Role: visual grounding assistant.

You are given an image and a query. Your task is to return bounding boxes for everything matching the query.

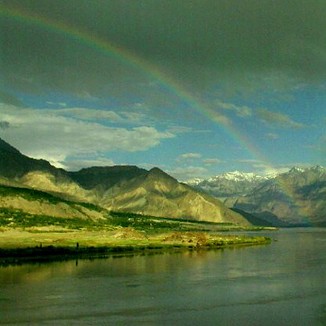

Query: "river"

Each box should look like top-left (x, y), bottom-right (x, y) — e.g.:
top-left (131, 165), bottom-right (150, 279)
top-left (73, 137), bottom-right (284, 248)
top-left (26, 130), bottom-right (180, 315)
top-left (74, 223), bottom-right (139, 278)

top-left (0, 228), bottom-right (326, 325)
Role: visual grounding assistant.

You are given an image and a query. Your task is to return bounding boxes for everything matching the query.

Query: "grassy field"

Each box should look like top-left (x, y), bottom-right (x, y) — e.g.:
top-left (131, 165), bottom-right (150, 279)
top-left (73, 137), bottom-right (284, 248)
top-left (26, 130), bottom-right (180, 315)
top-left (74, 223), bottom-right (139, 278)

top-left (0, 206), bottom-right (275, 232)
top-left (0, 191), bottom-right (274, 263)
top-left (0, 227), bottom-right (271, 264)
top-left (0, 210), bottom-right (273, 264)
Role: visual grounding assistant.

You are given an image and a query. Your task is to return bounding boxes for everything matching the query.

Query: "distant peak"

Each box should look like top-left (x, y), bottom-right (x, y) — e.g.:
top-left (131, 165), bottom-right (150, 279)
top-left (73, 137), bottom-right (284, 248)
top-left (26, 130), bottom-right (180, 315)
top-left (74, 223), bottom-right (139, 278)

top-left (187, 177), bottom-right (204, 185)
top-left (288, 167), bottom-right (305, 173)
top-left (209, 170), bottom-right (267, 182)
top-left (310, 165), bottom-right (324, 171)
top-left (286, 165), bottom-right (324, 174)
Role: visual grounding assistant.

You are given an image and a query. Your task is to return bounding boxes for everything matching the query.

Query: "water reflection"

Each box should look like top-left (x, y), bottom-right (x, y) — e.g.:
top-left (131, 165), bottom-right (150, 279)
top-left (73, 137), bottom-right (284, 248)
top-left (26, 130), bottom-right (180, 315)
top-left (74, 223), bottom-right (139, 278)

top-left (0, 228), bottom-right (326, 325)
top-left (0, 249), bottom-right (223, 284)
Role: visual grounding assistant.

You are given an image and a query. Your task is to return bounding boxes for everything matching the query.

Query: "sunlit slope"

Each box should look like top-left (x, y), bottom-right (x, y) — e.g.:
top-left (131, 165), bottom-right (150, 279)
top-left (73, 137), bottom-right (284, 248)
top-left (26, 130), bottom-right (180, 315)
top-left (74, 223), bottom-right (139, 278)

top-left (96, 167), bottom-right (250, 225)
top-left (0, 185), bottom-right (107, 224)
top-left (0, 138), bottom-right (249, 225)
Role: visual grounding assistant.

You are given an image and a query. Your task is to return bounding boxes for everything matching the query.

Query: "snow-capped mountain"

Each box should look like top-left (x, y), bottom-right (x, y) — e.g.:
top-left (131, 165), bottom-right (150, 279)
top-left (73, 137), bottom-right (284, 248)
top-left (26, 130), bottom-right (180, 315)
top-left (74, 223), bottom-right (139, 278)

top-left (187, 166), bottom-right (326, 226)
top-left (186, 177), bottom-right (205, 186)
top-left (195, 165), bottom-right (326, 226)
top-left (187, 171), bottom-right (274, 198)
top-left (207, 170), bottom-right (272, 182)
top-left (187, 167), bottom-right (325, 198)
top-left (230, 165), bottom-right (326, 226)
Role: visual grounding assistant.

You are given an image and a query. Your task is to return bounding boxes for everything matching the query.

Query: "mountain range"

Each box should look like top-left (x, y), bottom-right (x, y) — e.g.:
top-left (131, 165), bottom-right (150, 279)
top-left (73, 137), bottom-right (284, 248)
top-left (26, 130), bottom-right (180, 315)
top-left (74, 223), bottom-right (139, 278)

top-left (0, 138), bottom-right (249, 226)
top-left (187, 167), bottom-right (326, 226)
top-left (1, 137), bottom-right (324, 227)
top-left (187, 171), bottom-right (274, 198)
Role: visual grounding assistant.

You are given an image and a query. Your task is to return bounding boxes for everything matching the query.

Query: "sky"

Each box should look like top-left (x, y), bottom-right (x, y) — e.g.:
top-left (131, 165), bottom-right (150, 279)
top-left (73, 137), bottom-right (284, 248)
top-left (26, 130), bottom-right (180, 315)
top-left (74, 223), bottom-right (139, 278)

top-left (0, 0), bottom-right (325, 180)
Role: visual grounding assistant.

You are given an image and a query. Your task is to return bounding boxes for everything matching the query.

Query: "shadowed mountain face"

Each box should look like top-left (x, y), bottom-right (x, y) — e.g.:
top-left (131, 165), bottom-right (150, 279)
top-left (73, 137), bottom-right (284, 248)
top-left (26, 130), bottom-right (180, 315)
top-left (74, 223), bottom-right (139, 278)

top-left (0, 138), bottom-right (20, 154)
top-left (68, 166), bottom-right (148, 190)
top-left (0, 138), bottom-right (64, 179)
top-left (0, 138), bottom-right (249, 225)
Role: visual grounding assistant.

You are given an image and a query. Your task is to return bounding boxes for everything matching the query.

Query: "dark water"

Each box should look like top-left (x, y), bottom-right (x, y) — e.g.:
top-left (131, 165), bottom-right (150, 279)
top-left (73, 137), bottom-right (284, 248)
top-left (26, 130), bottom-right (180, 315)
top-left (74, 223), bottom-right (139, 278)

top-left (0, 228), bottom-right (326, 325)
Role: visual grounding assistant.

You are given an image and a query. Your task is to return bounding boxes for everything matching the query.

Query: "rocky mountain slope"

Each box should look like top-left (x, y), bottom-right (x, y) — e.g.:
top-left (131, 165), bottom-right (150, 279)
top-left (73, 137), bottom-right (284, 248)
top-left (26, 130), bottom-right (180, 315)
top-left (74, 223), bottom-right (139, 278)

top-left (0, 184), bottom-right (107, 224)
top-left (192, 167), bottom-right (325, 226)
top-left (0, 138), bottom-right (249, 226)
top-left (228, 166), bottom-right (326, 226)
top-left (68, 166), bottom-right (249, 224)
top-left (89, 167), bottom-right (247, 224)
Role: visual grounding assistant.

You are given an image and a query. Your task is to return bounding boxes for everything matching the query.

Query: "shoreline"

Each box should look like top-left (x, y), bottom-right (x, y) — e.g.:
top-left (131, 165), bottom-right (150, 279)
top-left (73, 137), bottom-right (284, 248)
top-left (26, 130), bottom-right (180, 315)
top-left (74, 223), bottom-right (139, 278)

top-left (0, 229), bottom-right (271, 265)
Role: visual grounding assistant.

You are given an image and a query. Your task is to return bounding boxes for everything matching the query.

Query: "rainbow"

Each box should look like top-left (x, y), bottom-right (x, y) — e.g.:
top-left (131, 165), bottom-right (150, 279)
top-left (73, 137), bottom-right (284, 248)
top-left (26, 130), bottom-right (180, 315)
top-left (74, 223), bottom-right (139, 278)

top-left (0, 5), bottom-right (307, 222)
top-left (0, 5), bottom-right (264, 160)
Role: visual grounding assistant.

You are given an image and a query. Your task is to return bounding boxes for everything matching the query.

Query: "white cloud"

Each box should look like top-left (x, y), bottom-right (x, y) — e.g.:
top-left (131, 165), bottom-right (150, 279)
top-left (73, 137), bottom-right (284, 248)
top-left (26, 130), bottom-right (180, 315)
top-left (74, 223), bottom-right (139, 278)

top-left (39, 107), bottom-right (151, 125)
top-left (51, 108), bottom-right (123, 122)
top-left (75, 107), bottom-right (157, 126)
top-left (0, 104), bottom-right (174, 168)
top-left (236, 159), bottom-right (289, 175)
top-left (215, 100), bottom-right (252, 118)
top-left (235, 158), bottom-right (313, 176)
top-left (203, 158), bottom-right (222, 165)
top-left (178, 152), bottom-right (202, 160)
top-left (215, 100), bottom-right (305, 130)
top-left (120, 111), bottom-right (148, 123)
top-left (251, 163), bottom-right (290, 176)
top-left (63, 157), bottom-right (116, 171)
top-left (167, 125), bottom-right (193, 134)
top-left (46, 101), bottom-right (67, 107)
top-left (257, 109), bottom-right (304, 128)
top-left (207, 109), bottom-right (231, 125)
top-left (253, 162), bottom-right (321, 176)
top-left (237, 159), bottom-right (263, 164)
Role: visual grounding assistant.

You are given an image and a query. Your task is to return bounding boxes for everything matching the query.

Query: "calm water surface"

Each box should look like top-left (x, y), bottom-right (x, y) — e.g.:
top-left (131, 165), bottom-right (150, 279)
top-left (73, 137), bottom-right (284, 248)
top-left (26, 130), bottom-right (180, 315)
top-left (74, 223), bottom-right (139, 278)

top-left (0, 228), bottom-right (326, 325)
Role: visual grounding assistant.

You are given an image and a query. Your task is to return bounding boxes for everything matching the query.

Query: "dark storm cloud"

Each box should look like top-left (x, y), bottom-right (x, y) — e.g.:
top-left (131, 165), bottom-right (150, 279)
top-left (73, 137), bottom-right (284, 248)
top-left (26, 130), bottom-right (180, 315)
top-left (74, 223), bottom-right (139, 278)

top-left (1, 0), bottom-right (325, 99)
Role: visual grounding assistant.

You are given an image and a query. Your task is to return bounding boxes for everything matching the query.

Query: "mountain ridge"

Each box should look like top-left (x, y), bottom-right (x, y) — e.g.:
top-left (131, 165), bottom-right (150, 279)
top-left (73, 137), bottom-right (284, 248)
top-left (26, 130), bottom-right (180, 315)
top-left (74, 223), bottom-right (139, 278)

top-left (0, 138), bottom-right (249, 226)
top-left (187, 170), bottom-right (273, 198)
top-left (188, 166), bottom-right (325, 226)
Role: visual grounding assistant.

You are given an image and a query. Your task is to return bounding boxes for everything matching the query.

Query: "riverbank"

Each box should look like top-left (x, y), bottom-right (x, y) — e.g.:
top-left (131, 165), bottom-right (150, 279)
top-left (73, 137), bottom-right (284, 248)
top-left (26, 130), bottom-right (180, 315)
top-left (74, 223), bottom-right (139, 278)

top-left (0, 228), bottom-right (271, 265)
